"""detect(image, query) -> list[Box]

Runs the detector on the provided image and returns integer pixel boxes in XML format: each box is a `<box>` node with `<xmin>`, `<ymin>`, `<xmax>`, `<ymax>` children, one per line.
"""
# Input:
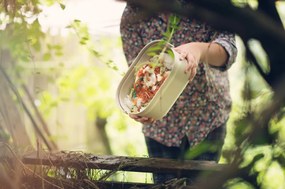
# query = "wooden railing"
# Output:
<box><xmin>18</xmin><ymin>151</ymin><xmax>226</xmax><ymax>189</ymax></box>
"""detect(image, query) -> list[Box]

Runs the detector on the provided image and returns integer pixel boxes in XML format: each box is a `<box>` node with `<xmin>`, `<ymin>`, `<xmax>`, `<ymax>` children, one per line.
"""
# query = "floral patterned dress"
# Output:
<box><xmin>120</xmin><ymin>3</ymin><xmax>238</xmax><ymax>148</ymax></box>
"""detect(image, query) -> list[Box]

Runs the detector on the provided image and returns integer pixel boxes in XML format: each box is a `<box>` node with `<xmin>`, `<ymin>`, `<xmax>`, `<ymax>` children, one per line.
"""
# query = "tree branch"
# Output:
<box><xmin>258</xmin><ymin>0</ymin><xmax>283</xmax><ymax>27</ymax></box>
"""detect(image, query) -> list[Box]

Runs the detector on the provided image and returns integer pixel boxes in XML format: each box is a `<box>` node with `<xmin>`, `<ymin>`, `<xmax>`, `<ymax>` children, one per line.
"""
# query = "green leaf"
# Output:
<box><xmin>59</xmin><ymin>3</ymin><xmax>66</xmax><ymax>10</ymax></box>
<box><xmin>43</xmin><ymin>52</ymin><xmax>52</xmax><ymax>61</ymax></box>
<box><xmin>55</xmin><ymin>51</ymin><xmax>63</xmax><ymax>56</ymax></box>
<box><xmin>80</xmin><ymin>40</ymin><xmax>86</xmax><ymax>45</ymax></box>
<box><xmin>82</xmin><ymin>36</ymin><xmax>89</xmax><ymax>41</ymax></box>
<box><xmin>184</xmin><ymin>141</ymin><xmax>218</xmax><ymax>160</ymax></box>
<box><xmin>91</xmin><ymin>50</ymin><xmax>101</xmax><ymax>57</ymax></box>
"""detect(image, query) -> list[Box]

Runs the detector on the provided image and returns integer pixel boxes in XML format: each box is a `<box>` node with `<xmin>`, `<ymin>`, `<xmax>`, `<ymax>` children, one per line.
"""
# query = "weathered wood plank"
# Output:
<box><xmin>21</xmin><ymin>176</ymin><xmax>156</xmax><ymax>189</ymax></box>
<box><xmin>22</xmin><ymin>151</ymin><xmax>226</xmax><ymax>175</ymax></box>
<box><xmin>21</xmin><ymin>175</ymin><xmax>200</xmax><ymax>189</ymax></box>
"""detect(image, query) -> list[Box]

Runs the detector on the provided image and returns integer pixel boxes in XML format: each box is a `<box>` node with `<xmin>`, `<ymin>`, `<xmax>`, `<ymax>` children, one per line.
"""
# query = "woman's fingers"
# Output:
<box><xmin>188</xmin><ymin>64</ymin><xmax>197</xmax><ymax>81</ymax></box>
<box><xmin>174</xmin><ymin>48</ymin><xmax>198</xmax><ymax>81</ymax></box>
<box><xmin>138</xmin><ymin>117</ymin><xmax>155</xmax><ymax>124</ymax></box>
<box><xmin>129</xmin><ymin>114</ymin><xmax>155</xmax><ymax>124</ymax></box>
<box><xmin>187</xmin><ymin>54</ymin><xmax>198</xmax><ymax>81</ymax></box>
<box><xmin>174</xmin><ymin>48</ymin><xmax>187</xmax><ymax>60</ymax></box>
<box><xmin>179</xmin><ymin>51</ymin><xmax>187</xmax><ymax>60</ymax></box>
<box><xmin>181</xmin><ymin>52</ymin><xmax>198</xmax><ymax>81</ymax></box>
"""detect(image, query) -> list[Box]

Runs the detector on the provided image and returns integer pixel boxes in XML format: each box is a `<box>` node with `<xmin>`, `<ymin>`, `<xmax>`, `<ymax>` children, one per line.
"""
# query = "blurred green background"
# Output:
<box><xmin>1</xmin><ymin>0</ymin><xmax>285</xmax><ymax>187</ymax></box>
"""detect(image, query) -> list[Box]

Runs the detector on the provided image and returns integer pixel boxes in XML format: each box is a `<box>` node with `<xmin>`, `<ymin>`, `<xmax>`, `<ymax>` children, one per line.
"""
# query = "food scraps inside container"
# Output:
<box><xmin>124</xmin><ymin>53</ymin><xmax>174</xmax><ymax>113</ymax></box>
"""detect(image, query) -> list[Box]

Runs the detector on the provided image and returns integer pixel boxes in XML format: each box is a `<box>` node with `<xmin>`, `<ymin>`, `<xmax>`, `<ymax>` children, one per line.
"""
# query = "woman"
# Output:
<box><xmin>120</xmin><ymin>1</ymin><xmax>237</xmax><ymax>184</ymax></box>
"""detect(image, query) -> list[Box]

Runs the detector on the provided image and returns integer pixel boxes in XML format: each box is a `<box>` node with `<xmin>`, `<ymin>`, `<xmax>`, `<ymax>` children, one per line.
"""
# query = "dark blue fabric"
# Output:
<box><xmin>145</xmin><ymin>125</ymin><xmax>226</xmax><ymax>184</ymax></box>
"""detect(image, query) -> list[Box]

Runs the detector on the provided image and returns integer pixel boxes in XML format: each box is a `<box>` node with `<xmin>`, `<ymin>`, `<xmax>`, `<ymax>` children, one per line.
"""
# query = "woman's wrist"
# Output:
<box><xmin>189</xmin><ymin>42</ymin><xmax>207</xmax><ymax>63</ymax></box>
<box><xmin>185</xmin><ymin>42</ymin><xmax>228</xmax><ymax>67</ymax></box>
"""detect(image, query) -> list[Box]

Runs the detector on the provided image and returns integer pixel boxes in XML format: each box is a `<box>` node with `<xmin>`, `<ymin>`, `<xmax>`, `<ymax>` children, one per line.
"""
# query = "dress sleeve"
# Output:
<box><xmin>211</xmin><ymin>31</ymin><xmax>238</xmax><ymax>71</ymax></box>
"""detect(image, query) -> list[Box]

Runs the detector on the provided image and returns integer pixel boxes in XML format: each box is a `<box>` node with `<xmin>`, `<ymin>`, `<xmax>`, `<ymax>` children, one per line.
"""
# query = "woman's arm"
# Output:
<box><xmin>175</xmin><ymin>42</ymin><xmax>228</xmax><ymax>67</ymax></box>
<box><xmin>174</xmin><ymin>32</ymin><xmax>237</xmax><ymax>81</ymax></box>
<box><xmin>174</xmin><ymin>42</ymin><xmax>229</xmax><ymax>81</ymax></box>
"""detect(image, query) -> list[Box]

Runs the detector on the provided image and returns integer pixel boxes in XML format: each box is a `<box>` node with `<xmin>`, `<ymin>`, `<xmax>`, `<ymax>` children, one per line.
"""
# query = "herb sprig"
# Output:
<box><xmin>146</xmin><ymin>14</ymin><xmax>181</xmax><ymax>66</ymax></box>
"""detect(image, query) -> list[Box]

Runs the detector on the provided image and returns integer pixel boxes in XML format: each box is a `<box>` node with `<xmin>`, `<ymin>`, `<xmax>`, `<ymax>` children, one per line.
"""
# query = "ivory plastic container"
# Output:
<box><xmin>116</xmin><ymin>40</ymin><xmax>190</xmax><ymax>120</ymax></box>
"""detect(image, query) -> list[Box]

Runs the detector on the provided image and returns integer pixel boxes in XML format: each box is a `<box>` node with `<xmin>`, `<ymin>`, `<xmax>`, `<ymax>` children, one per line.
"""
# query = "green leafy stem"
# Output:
<box><xmin>146</xmin><ymin>14</ymin><xmax>181</xmax><ymax>67</ymax></box>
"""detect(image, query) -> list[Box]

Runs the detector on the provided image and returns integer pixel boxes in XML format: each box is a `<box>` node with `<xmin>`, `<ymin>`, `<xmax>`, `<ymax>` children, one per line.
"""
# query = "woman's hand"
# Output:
<box><xmin>129</xmin><ymin>114</ymin><xmax>155</xmax><ymax>124</ymax></box>
<box><xmin>174</xmin><ymin>42</ymin><xmax>228</xmax><ymax>81</ymax></box>
<box><xmin>174</xmin><ymin>43</ymin><xmax>201</xmax><ymax>81</ymax></box>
